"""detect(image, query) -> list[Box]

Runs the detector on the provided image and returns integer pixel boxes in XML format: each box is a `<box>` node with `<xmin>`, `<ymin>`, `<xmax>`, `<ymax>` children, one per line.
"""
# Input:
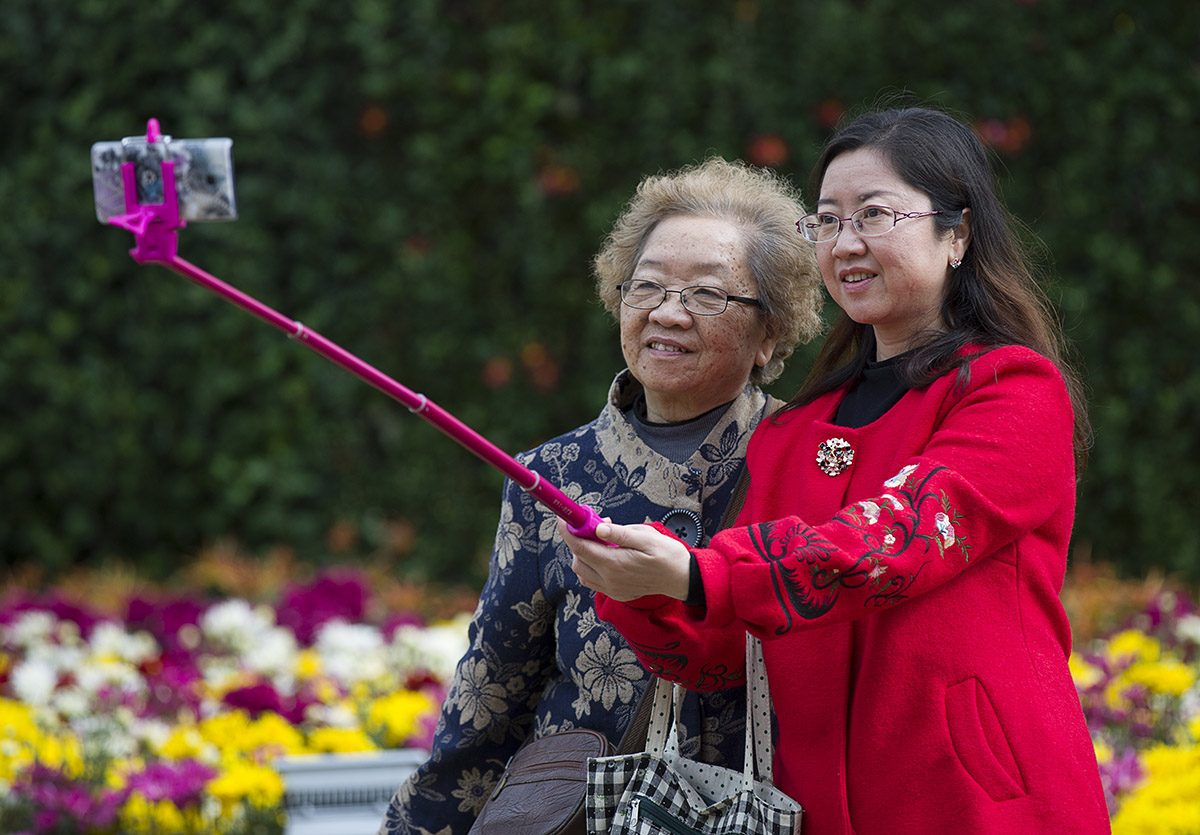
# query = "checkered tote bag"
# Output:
<box><xmin>585</xmin><ymin>633</ymin><xmax>802</xmax><ymax>834</ymax></box>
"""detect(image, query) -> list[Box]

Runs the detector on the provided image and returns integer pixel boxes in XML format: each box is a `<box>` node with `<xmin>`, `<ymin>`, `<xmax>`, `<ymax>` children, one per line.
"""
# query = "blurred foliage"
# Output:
<box><xmin>1</xmin><ymin>0</ymin><xmax>1197</xmax><ymax>585</ymax></box>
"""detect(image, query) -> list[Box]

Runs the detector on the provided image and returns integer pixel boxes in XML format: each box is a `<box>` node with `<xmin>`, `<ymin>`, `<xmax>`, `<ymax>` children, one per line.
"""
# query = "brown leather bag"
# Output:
<box><xmin>466</xmin><ymin>726</ymin><xmax>618</xmax><ymax>834</ymax></box>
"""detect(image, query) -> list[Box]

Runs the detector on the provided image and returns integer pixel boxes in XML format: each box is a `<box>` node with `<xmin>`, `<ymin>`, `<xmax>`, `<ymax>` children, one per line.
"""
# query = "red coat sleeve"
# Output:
<box><xmin>597</xmin><ymin>348</ymin><xmax>1076</xmax><ymax>690</ymax></box>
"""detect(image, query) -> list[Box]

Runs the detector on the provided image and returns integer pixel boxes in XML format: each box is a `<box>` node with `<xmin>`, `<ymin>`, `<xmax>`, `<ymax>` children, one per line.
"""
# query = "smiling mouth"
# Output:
<box><xmin>649</xmin><ymin>341</ymin><xmax>689</xmax><ymax>353</ymax></box>
<box><xmin>842</xmin><ymin>272</ymin><xmax>875</xmax><ymax>285</ymax></box>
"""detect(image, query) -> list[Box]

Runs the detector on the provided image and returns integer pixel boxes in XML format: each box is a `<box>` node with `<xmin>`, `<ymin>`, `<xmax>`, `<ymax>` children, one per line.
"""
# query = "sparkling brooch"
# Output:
<box><xmin>816</xmin><ymin>437</ymin><xmax>854</xmax><ymax>477</ymax></box>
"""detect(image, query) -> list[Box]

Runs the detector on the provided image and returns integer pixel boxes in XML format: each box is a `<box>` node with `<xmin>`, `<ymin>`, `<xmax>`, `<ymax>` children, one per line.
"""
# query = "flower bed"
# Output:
<box><xmin>1</xmin><ymin>554</ymin><xmax>1198</xmax><ymax>833</ymax></box>
<box><xmin>1066</xmin><ymin>569</ymin><xmax>1200</xmax><ymax>833</ymax></box>
<box><xmin>0</xmin><ymin>553</ymin><xmax>474</xmax><ymax>835</ymax></box>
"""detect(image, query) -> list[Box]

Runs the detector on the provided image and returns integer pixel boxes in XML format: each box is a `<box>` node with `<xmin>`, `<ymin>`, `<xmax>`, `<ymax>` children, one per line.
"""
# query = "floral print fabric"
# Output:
<box><xmin>379</xmin><ymin>371</ymin><xmax>772</xmax><ymax>835</ymax></box>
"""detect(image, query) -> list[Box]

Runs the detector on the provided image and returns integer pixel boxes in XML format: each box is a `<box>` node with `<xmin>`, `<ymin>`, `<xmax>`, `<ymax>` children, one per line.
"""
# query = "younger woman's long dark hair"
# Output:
<box><xmin>786</xmin><ymin>106</ymin><xmax>1092</xmax><ymax>470</ymax></box>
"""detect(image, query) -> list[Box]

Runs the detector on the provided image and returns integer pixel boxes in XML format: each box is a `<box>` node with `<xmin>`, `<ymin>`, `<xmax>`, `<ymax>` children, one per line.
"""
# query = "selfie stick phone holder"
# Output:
<box><xmin>105</xmin><ymin>118</ymin><xmax>607</xmax><ymax>542</ymax></box>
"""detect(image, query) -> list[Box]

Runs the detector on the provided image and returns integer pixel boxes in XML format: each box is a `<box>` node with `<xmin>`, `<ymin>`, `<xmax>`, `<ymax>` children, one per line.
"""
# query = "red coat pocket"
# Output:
<box><xmin>945</xmin><ymin>677</ymin><xmax>1027</xmax><ymax>802</ymax></box>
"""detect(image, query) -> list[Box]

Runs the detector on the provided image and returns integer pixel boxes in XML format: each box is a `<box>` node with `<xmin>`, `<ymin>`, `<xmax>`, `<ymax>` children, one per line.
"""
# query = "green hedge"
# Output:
<box><xmin>2</xmin><ymin>0</ymin><xmax>1197</xmax><ymax>584</ymax></box>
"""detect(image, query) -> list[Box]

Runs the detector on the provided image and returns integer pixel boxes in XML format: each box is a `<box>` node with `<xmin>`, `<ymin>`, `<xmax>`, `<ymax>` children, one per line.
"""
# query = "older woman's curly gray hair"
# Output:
<box><xmin>593</xmin><ymin>157</ymin><xmax>823</xmax><ymax>384</ymax></box>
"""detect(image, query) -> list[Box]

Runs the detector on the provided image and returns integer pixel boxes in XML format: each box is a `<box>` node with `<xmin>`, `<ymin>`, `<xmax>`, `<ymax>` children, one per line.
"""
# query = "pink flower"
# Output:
<box><xmin>222</xmin><ymin>680</ymin><xmax>319</xmax><ymax>724</ymax></box>
<box><xmin>125</xmin><ymin>760</ymin><xmax>217</xmax><ymax>808</ymax></box>
<box><xmin>276</xmin><ymin>570</ymin><xmax>369</xmax><ymax>645</ymax></box>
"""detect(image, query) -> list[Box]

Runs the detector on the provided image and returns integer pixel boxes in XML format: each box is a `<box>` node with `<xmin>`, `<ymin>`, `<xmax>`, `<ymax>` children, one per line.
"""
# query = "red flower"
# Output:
<box><xmin>815</xmin><ymin>98</ymin><xmax>846</xmax><ymax>131</ymax></box>
<box><xmin>359</xmin><ymin>105</ymin><xmax>388</xmax><ymax>137</ymax></box>
<box><xmin>745</xmin><ymin>133</ymin><xmax>789</xmax><ymax>168</ymax></box>
<box><xmin>482</xmin><ymin>355</ymin><xmax>513</xmax><ymax>389</ymax></box>
<box><xmin>537</xmin><ymin>163</ymin><xmax>580</xmax><ymax>197</ymax></box>
<box><xmin>974</xmin><ymin>116</ymin><xmax>1033</xmax><ymax>155</ymax></box>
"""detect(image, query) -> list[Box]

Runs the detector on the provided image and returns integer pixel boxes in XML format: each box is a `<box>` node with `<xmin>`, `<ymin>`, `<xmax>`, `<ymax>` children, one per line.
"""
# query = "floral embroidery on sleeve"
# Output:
<box><xmin>747</xmin><ymin>465</ymin><xmax>972</xmax><ymax>629</ymax></box>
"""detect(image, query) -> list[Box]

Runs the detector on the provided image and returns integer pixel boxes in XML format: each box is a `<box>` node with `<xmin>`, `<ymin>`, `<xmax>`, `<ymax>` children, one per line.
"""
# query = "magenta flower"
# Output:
<box><xmin>222</xmin><ymin>680</ymin><xmax>318</xmax><ymax>724</ymax></box>
<box><xmin>1097</xmin><ymin>747</ymin><xmax>1142</xmax><ymax>815</ymax></box>
<box><xmin>12</xmin><ymin>763</ymin><xmax>126</xmax><ymax>832</ymax></box>
<box><xmin>0</xmin><ymin>594</ymin><xmax>108</xmax><ymax>640</ymax></box>
<box><xmin>382</xmin><ymin>611</ymin><xmax>426</xmax><ymax>639</ymax></box>
<box><xmin>126</xmin><ymin>594</ymin><xmax>208</xmax><ymax>657</ymax></box>
<box><xmin>276</xmin><ymin>570</ymin><xmax>369</xmax><ymax>645</ymax></box>
<box><xmin>125</xmin><ymin>759</ymin><xmax>217</xmax><ymax>808</ymax></box>
<box><xmin>139</xmin><ymin>652</ymin><xmax>205</xmax><ymax>718</ymax></box>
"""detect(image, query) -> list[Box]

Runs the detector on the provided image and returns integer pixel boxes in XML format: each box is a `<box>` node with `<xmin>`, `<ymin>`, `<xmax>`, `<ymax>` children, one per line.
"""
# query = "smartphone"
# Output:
<box><xmin>91</xmin><ymin>134</ymin><xmax>237</xmax><ymax>223</ymax></box>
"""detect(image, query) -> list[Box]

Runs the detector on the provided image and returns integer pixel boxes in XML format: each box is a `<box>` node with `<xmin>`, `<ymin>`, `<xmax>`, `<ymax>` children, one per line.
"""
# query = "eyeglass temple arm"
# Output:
<box><xmin>105</xmin><ymin>119</ymin><xmax>608</xmax><ymax>542</ymax></box>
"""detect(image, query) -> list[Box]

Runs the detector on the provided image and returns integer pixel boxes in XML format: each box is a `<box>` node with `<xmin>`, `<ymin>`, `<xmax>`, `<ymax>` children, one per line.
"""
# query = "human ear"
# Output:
<box><xmin>950</xmin><ymin>207</ymin><xmax>972</xmax><ymax>266</ymax></box>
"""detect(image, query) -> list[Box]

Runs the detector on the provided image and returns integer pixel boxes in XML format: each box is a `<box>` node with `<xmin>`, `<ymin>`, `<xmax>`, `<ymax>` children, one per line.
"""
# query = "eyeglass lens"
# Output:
<box><xmin>802</xmin><ymin>206</ymin><xmax>897</xmax><ymax>242</ymax></box>
<box><xmin>621</xmin><ymin>280</ymin><xmax>731</xmax><ymax>315</ymax></box>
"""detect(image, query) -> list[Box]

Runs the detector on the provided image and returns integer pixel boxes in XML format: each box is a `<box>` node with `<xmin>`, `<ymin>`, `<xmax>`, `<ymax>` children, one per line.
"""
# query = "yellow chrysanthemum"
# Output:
<box><xmin>120</xmin><ymin>791</ymin><xmax>204</xmax><ymax>835</ymax></box>
<box><xmin>1111</xmin><ymin>743</ymin><xmax>1200</xmax><ymax>834</ymax></box>
<box><xmin>1069</xmin><ymin>652</ymin><xmax>1104</xmax><ymax>689</ymax></box>
<box><xmin>0</xmin><ymin>699</ymin><xmax>43</xmax><ymax>781</ymax></box>
<box><xmin>1106</xmin><ymin>630</ymin><xmax>1161</xmax><ymax>666</ymax></box>
<box><xmin>32</xmin><ymin>731</ymin><xmax>85</xmax><ymax>777</ymax></box>
<box><xmin>198</xmin><ymin>710</ymin><xmax>305</xmax><ymax>760</ymax></box>
<box><xmin>294</xmin><ymin>648</ymin><xmax>323</xmax><ymax>680</ymax></box>
<box><xmin>366</xmin><ymin>690</ymin><xmax>438</xmax><ymax>748</ymax></box>
<box><xmin>1094</xmin><ymin>737</ymin><xmax>1114</xmax><ymax>766</ymax></box>
<box><xmin>1123</xmin><ymin>658</ymin><xmax>1196</xmax><ymax>698</ymax></box>
<box><xmin>306</xmin><ymin>726</ymin><xmax>377</xmax><ymax>754</ymax></box>
<box><xmin>206</xmin><ymin>760</ymin><xmax>285</xmax><ymax>813</ymax></box>
<box><xmin>156</xmin><ymin>725</ymin><xmax>213</xmax><ymax>761</ymax></box>
<box><xmin>312</xmin><ymin>678</ymin><xmax>342</xmax><ymax>704</ymax></box>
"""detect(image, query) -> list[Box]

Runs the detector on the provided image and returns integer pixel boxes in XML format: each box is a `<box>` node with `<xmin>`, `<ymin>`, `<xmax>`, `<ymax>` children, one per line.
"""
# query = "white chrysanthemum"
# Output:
<box><xmin>3</xmin><ymin>610</ymin><xmax>57</xmax><ymax>649</ymax></box>
<box><xmin>128</xmin><ymin>715</ymin><xmax>174</xmax><ymax>751</ymax></box>
<box><xmin>71</xmin><ymin>715</ymin><xmax>139</xmax><ymax>760</ymax></box>
<box><xmin>50</xmin><ymin>685</ymin><xmax>90</xmax><ymax>719</ymax></box>
<box><xmin>241</xmin><ymin>626</ymin><xmax>299</xmax><ymax>680</ymax></box>
<box><xmin>390</xmin><ymin>613</ymin><xmax>471</xmax><ymax>683</ymax></box>
<box><xmin>75</xmin><ymin>653</ymin><xmax>145</xmax><ymax>698</ymax></box>
<box><xmin>306</xmin><ymin>700</ymin><xmax>359</xmax><ymax>728</ymax></box>
<box><xmin>22</xmin><ymin>638</ymin><xmax>88</xmax><ymax>677</ymax></box>
<box><xmin>315</xmin><ymin>620</ymin><xmax>387</xmax><ymax>686</ymax></box>
<box><xmin>201</xmin><ymin>598</ymin><xmax>276</xmax><ymax>654</ymax></box>
<box><xmin>10</xmin><ymin>658</ymin><xmax>58</xmax><ymax>706</ymax></box>
<box><xmin>55</xmin><ymin>619</ymin><xmax>84</xmax><ymax>647</ymax></box>
<box><xmin>1176</xmin><ymin>614</ymin><xmax>1200</xmax><ymax>646</ymax></box>
<box><xmin>89</xmin><ymin>621</ymin><xmax>158</xmax><ymax>666</ymax></box>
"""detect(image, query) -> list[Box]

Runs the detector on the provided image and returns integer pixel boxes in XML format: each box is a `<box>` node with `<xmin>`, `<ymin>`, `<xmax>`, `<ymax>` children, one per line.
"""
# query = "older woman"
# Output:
<box><xmin>565</xmin><ymin>108</ymin><xmax>1110</xmax><ymax>834</ymax></box>
<box><xmin>379</xmin><ymin>157</ymin><xmax>822</xmax><ymax>835</ymax></box>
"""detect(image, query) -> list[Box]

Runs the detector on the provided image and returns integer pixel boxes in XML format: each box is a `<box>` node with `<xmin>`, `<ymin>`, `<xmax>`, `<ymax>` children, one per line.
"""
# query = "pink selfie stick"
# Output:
<box><xmin>105</xmin><ymin>119</ymin><xmax>606</xmax><ymax>541</ymax></box>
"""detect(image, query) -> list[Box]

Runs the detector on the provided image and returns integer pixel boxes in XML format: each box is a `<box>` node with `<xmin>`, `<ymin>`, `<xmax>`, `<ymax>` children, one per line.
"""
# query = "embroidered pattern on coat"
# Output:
<box><xmin>751</xmin><ymin>465</ymin><xmax>971</xmax><ymax>628</ymax></box>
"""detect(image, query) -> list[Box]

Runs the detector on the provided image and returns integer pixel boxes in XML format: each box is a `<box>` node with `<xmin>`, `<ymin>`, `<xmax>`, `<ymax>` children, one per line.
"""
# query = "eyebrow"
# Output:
<box><xmin>817</xmin><ymin>190</ymin><xmax>901</xmax><ymax>207</ymax></box>
<box><xmin>634</xmin><ymin>259</ymin><xmax>733</xmax><ymax>276</ymax></box>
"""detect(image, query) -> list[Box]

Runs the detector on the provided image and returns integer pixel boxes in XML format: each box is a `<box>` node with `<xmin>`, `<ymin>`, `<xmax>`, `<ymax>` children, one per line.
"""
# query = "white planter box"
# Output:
<box><xmin>276</xmin><ymin>749</ymin><xmax>427</xmax><ymax>835</ymax></box>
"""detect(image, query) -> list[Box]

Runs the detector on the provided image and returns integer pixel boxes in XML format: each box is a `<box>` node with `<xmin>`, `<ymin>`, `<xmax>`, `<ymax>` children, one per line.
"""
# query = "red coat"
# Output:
<box><xmin>597</xmin><ymin>346</ymin><xmax>1110</xmax><ymax>834</ymax></box>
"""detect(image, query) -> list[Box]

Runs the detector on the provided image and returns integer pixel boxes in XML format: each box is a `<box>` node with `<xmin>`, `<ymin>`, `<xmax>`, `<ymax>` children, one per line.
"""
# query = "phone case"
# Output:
<box><xmin>167</xmin><ymin>137</ymin><xmax>237</xmax><ymax>221</ymax></box>
<box><xmin>90</xmin><ymin>140</ymin><xmax>126</xmax><ymax>223</ymax></box>
<box><xmin>91</xmin><ymin>135</ymin><xmax>236</xmax><ymax>223</ymax></box>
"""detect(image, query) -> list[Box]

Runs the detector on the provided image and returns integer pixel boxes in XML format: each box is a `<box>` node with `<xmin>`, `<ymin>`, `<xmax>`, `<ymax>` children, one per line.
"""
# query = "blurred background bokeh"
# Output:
<box><xmin>3</xmin><ymin>0</ymin><xmax>1198</xmax><ymax>589</ymax></box>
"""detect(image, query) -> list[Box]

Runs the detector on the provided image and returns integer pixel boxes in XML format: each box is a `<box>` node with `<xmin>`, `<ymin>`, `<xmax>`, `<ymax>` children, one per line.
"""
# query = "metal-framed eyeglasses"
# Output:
<box><xmin>796</xmin><ymin>205</ymin><xmax>941</xmax><ymax>244</ymax></box>
<box><xmin>619</xmin><ymin>279</ymin><xmax>762</xmax><ymax>316</ymax></box>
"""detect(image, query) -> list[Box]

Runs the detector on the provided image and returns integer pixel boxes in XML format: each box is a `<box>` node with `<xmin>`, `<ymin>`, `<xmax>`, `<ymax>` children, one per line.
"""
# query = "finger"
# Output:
<box><xmin>571</xmin><ymin>554</ymin><xmax>601</xmax><ymax>590</ymax></box>
<box><xmin>593</xmin><ymin>521</ymin><xmax>667</xmax><ymax>552</ymax></box>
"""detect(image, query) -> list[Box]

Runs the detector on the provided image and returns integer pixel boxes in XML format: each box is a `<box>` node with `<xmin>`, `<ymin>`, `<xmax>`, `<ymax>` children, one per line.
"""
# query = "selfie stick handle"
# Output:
<box><xmin>106</xmin><ymin>120</ymin><xmax>606</xmax><ymax>541</ymax></box>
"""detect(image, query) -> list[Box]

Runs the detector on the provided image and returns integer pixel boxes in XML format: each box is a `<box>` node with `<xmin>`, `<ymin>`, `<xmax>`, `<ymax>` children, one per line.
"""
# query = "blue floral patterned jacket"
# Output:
<box><xmin>378</xmin><ymin>371</ymin><xmax>774</xmax><ymax>835</ymax></box>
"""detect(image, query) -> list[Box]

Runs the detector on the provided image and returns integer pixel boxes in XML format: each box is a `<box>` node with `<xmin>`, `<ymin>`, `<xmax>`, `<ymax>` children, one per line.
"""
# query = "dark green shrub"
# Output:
<box><xmin>1</xmin><ymin>0</ymin><xmax>1196</xmax><ymax>583</ymax></box>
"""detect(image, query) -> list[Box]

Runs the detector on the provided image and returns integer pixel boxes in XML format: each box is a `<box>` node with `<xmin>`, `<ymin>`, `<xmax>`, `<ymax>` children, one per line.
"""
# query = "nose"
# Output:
<box><xmin>648</xmin><ymin>291</ymin><xmax>694</xmax><ymax>326</ymax></box>
<box><xmin>830</xmin><ymin>221</ymin><xmax>867</xmax><ymax>257</ymax></box>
